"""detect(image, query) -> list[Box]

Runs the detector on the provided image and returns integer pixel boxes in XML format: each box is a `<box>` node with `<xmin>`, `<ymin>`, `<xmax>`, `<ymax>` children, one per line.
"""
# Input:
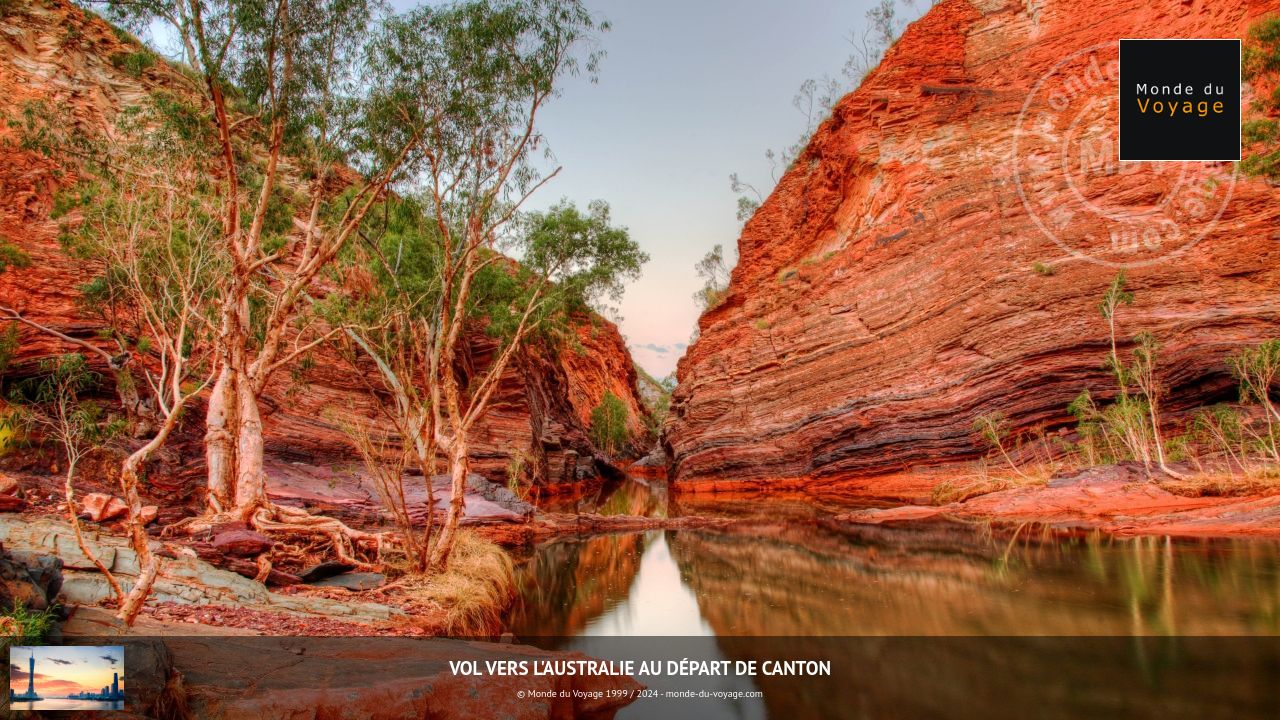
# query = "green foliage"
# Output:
<box><xmin>1191</xmin><ymin>404</ymin><xmax>1248</xmax><ymax>462</ymax></box>
<box><xmin>10</xmin><ymin>354</ymin><xmax>98</xmax><ymax>406</ymax></box>
<box><xmin>1228</xmin><ymin>339</ymin><xmax>1280</xmax><ymax>405</ymax></box>
<box><xmin>347</xmin><ymin>194</ymin><xmax>643</xmax><ymax>358</ymax></box>
<box><xmin>109</xmin><ymin>49</ymin><xmax>156</xmax><ymax>78</ymax></box>
<box><xmin>1098</xmin><ymin>271</ymin><xmax>1134</xmax><ymax>322</ymax></box>
<box><xmin>0</xmin><ymin>601</ymin><xmax>58</xmax><ymax>644</ymax></box>
<box><xmin>0</xmin><ymin>238</ymin><xmax>31</xmax><ymax>273</ymax></box>
<box><xmin>1243</xmin><ymin>118</ymin><xmax>1278</xmax><ymax>145</ymax></box>
<box><xmin>973</xmin><ymin>412</ymin><xmax>1011</xmax><ymax>448</ymax></box>
<box><xmin>693</xmin><ymin>243</ymin><xmax>731</xmax><ymax>311</ymax></box>
<box><xmin>1243</xmin><ymin>16</ymin><xmax>1280</xmax><ymax>180</ymax></box>
<box><xmin>7</xmin><ymin>354</ymin><xmax>126</xmax><ymax>456</ymax></box>
<box><xmin>0</xmin><ymin>323</ymin><xmax>18</xmax><ymax>377</ymax></box>
<box><xmin>517</xmin><ymin>200</ymin><xmax>646</xmax><ymax>326</ymax></box>
<box><xmin>590</xmin><ymin>391</ymin><xmax>629</xmax><ymax>456</ymax></box>
<box><xmin>149</xmin><ymin>92</ymin><xmax>217</xmax><ymax>149</ymax></box>
<box><xmin>1031</xmin><ymin>261</ymin><xmax>1056</xmax><ymax>277</ymax></box>
<box><xmin>1243</xmin><ymin>17</ymin><xmax>1280</xmax><ymax>79</ymax></box>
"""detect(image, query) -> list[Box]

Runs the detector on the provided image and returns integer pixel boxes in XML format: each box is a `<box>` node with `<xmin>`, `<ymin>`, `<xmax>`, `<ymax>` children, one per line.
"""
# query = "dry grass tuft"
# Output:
<box><xmin>390</xmin><ymin>531</ymin><xmax>515</xmax><ymax>636</ymax></box>
<box><xmin>1159</xmin><ymin>465</ymin><xmax>1280</xmax><ymax>498</ymax></box>
<box><xmin>931</xmin><ymin>462</ymin><xmax>1057</xmax><ymax>505</ymax></box>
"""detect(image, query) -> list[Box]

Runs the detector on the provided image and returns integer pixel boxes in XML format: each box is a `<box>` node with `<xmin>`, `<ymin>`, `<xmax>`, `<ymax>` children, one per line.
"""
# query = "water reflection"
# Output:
<box><xmin>508</xmin><ymin>480</ymin><xmax>1280</xmax><ymax>718</ymax></box>
<box><xmin>536</xmin><ymin>475</ymin><xmax>668</xmax><ymax>517</ymax></box>
<box><xmin>512</xmin><ymin>480</ymin><xmax>1280</xmax><ymax>637</ymax></box>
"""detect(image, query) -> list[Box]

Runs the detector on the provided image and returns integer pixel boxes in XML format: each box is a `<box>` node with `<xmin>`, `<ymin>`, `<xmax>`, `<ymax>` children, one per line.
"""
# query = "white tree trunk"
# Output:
<box><xmin>204</xmin><ymin>368</ymin><xmax>236</xmax><ymax>512</ymax></box>
<box><xmin>233</xmin><ymin>377</ymin><xmax>267</xmax><ymax>520</ymax></box>
<box><xmin>430</xmin><ymin>438</ymin><xmax>469</xmax><ymax>571</ymax></box>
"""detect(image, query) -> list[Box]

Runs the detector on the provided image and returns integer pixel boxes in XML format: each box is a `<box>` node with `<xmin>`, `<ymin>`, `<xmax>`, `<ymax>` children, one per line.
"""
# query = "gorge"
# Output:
<box><xmin>0</xmin><ymin>0</ymin><xmax>1277</xmax><ymax>717</ymax></box>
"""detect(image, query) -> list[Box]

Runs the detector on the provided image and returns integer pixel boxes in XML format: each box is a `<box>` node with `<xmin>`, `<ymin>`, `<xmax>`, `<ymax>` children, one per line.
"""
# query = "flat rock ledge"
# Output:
<box><xmin>0</xmin><ymin>516</ymin><xmax>402</xmax><ymax>624</ymax></box>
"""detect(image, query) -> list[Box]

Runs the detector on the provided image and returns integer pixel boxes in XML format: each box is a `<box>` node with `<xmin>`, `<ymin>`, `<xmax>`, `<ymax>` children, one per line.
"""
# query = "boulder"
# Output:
<box><xmin>80</xmin><ymin>493</ymin><xmax>128</xmax><ymax>523</ymax></box>
<box><xmin>136</xmin><ymin>505</ymin><xmax>159</xmax><ymax>525</ymax></box>
<box><xmin>0</xmin><ymin>474</ymin><xmax>20</xmax><ymax>495</ymax></box>
<box><xmin>310</xmin><ymin>572</ymin><xmax>386</xmax><ymax>591</ymax></box>
<box><xmin>464</xmin><ymin>473</ymin><xmax>535</xmax><ymax>519</ymax></box>
<box><xmin>299</xmin><ymin>561</ymin><xmax>355</xmax><ymax>583</ymax></box>
<box><xmin>0</xmin><ymin>544</ymin><xmax>63</xmax><ymax>612</ymax></box>
<box><xmin>0</xmin><ymin>494</ymin><xmax>26</xmax><ymax>512</ymax></box>
<box><xmin>210</xmin><ymin>529</ymin><xmax>273</xmax><ymax>557</ymax></box>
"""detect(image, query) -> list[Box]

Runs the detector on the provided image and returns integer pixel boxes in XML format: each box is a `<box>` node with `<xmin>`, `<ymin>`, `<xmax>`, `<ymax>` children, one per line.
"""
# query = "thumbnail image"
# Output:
<box><xmin>8</xmin><ymin>645</ymin><xmax>124</xmax><ymax>711</ymax></box>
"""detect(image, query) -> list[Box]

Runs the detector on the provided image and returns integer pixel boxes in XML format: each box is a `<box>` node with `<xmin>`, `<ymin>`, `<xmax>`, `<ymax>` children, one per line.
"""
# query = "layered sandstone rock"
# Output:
<box><xmin>668</xmin><ymin>0</ymin><xmax>1280</xmax><ymax>486</ymax></box>
<box><xmin>0</xmin><ymin>1</ymin><xmax>647</xmax><ymax>501</ymax></box>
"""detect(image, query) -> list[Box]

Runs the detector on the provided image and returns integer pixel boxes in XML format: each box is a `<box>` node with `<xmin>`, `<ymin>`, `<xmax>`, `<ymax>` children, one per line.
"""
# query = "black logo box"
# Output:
<box><xmin>1119</xmin><ymin>38</ymin><xmax>1241</xmax><ymax>162</ymax></box>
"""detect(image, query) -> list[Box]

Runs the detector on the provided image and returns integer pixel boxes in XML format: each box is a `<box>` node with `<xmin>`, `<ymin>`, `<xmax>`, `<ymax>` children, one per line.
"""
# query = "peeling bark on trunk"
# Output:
<box><xmin>204</xmin><ymin>368</ymin><xmax>236</xmax><ymax>513</ymax></box>
<box><xmin>430</xmin><ymin>438</ymin><xmax>469</xmax><ymax>571</ymax></box>
<box><xmin>233</xmin><ymin>377</ymin><xmax>267</xmax><ymax>520</ymax></box>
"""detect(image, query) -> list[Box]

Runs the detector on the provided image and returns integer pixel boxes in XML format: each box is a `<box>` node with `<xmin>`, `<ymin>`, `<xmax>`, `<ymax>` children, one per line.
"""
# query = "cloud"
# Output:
<box><xmin>100</xmin><ymin>655</ymin><xmax>118</xmax><ymax>666</ymax></box>
<box><xmin>635</xmin><ymin>343</ymin><xmax>670</xmax><ymax>354</ymax></box>
<box><xmin>50</xmin><ymin>658</ymin><xmax>72</xmax><ymax>665</ymax></box>
<box><xmin>674</xmin><ymin>343</ymin><xmax>687</xmax><ymax>350</ymax></box>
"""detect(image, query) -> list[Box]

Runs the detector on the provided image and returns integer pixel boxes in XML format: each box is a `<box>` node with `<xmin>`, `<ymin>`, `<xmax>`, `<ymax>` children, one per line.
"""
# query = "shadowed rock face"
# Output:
<box><xmin>666</xmin><ymin>0</ymin><xmax>1280</xmax><ymax>487</ymax></box>
<box><xmin>0</xmin><ymin>1</ymin><xmax>647</xmax><ymax>495</ymax></box>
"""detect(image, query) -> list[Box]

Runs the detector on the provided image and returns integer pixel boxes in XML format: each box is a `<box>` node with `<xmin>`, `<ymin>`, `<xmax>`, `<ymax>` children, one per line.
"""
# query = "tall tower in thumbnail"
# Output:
<box><xmin>26</xmin><ymin>651</ymin><xmax>35</xmax><ymax>697</ymax></box>
<box><xmin>112</xmin><ymin>672</ymin><xmax>119</xmax><ymax>698</ymax></box>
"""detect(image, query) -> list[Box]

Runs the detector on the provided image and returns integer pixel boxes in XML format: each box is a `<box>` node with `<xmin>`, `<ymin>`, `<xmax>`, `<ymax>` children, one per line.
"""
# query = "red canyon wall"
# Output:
<box><xmin>667</xmin><ymin>0</ymin><xmax>1280</xmax><ymax>487</ymax></box>
<box><xmin>0</xmin><ymin>0</ymin><xmax>648</xmax><ymax>488</ymax></box>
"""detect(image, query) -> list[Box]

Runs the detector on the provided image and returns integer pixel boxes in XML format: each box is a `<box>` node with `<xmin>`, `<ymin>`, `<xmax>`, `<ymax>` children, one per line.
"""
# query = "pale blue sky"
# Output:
<box><xmin>501</xmin><ymin>0</ymin><xmax>890</xmax><ymax>377</ymax></box>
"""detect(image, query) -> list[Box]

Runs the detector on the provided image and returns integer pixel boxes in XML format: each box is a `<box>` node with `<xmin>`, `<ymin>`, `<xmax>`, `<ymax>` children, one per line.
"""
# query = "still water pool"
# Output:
<box><xmin>506</xmin><ymin>478</ymin><xmax>1280</xmax><ymax>718</ymax></box>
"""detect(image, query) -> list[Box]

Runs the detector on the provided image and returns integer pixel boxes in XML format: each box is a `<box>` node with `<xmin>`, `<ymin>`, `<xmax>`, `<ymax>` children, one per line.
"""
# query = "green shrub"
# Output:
<box><xmin>590</xmin><ymin>391</ymin><xmax>629</xmax><ymax>455</ymax></box>
<box><xmin>0</xmin><ymin>238</ymin><xmax>31</xmax><ymax>273</ymax></box>
<box><xmin>0</xmin><ymin>601</ymin><xmax>58</xmax><ymax>646</ymax></box>
<box><xmin>109</xmin><ymin>50</ymin><xmax>155</xmax><ymax>79</ymax></box>
<box><xmin>1031</xmin><ymin>261</ymin><xmax>1056</xmax><ymax>276</ymax></box>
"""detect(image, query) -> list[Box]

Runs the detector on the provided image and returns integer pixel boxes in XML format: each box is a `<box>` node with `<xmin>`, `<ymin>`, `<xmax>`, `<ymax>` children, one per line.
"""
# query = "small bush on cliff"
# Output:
<box><xmin>0</xmin><ymin>238</ymin><xmax>31</xmax><ymax>273</ymax></box>
<box><xmin>590</xmin><ymin>391</ymin><xmax>630</xmax><ymax>456</ymax></box>
<box><xmin>973</xmin><ymin>411</ymin><xmax>1028</xmax><ymax>479</ymax></box>
<box><xmin>1243</xmin><ymin>17</ymin><xmax>1280</xmax><ymax>179</ymax></box>
<box><xmin>1068</xmin><ymin>273</ymin><xmax>1182</xmax><ymax>478</ymax></box>
<box><xmin>1228</xmin><ymin>339</ymin><xmax>1280</xmax><ymax>462</ymax></box>
<box><xmin>109</xmin><ymin>50</ymin><xmax>155</xmax><ymax>78</ymax></box>
<box><xmin>693</xmin><ymin>243</ymin><xmax>731</xmax><ymax>311</ymax></box>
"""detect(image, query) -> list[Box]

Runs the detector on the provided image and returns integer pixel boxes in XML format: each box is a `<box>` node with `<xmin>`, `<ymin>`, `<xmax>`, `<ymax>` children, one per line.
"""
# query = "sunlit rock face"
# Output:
<box><xmin>667</xmin><ymin>0</ymin><xmax>1280</xmax><ymax>487</ymax></box>
<box><xmin>0</xmin><ymin>1</ymin><xmax>648</xmax><ymax>494</ymax></box>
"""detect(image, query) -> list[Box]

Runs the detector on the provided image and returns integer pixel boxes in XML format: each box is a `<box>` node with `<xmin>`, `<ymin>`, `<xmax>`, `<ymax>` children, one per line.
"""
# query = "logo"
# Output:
<box><xmin>1119</xmin><ymin>39</ymin><xmax>1241</xmax><ymax>161</ymax></box>
<box><xmin>1013</xmin><ymin>43</ymin><xmax>1238</xmax><ymax>268</ymax></box>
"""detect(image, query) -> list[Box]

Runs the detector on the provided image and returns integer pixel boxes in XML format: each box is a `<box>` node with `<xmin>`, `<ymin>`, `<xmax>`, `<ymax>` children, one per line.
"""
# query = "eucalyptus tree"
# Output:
<box><xmin>9</xmin><ymin>92</ymin><xmax>228</xmax><ymax>623</ymax></box>
<box><xmin>65</xmin><ymin>114</ymin><xmax>227</xmax><ymax>623</ymax></box>
<box><xmin>94</xmin><ymin>0</ymin><xmax>630</xmax><ymax>572</ymax></box>
<box><xmin>11</xmin><ymin>355</ymin><xmax>126</xmax><ymax>605</ymax></box>
<box><xmin>97</xmin><ymin>0</ymin><xmax>430</xmax><ymax>543</ymax></box>
<box><xmin>335</xmin><ymin>0</ymin><xmax>636</xmax><ymax>569</ymax></box>
<box><xmin>347</xmin><ymin>196</ymin><xmax>644</xmax><ymax>571</ymax></box>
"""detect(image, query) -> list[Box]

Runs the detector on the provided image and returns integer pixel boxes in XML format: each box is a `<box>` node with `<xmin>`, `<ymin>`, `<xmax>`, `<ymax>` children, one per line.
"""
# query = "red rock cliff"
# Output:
<box><xmin>0</xmin><ymin>0</ymin><xmax>648</xmax><ymax>490</ymax></box>
<box><xmin>668</xmin><ymin>0</ymin><xmax>1280</xmax><ymax>487</ymax></box>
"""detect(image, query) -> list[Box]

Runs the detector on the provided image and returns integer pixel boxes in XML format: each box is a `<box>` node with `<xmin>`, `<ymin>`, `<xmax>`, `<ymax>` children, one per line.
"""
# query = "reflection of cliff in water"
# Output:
<box><xmin>538</xmin><ymin>475</ymin><xmax>668</xmax><ymax>517</ymax></box>
<box><xmin>666</xmin><ymin>525</ymin><xmax>1280</xmax><ymax>719</ymax></box>
<box><xmin>666</xmin><ymin>522</ymin><xmax>1280</xmax><ymax>636</ymax></box>
<box><xmin>507</xmin><ymin>532</ymin><xmax>649</xmax><ymax>638</ymax></box>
